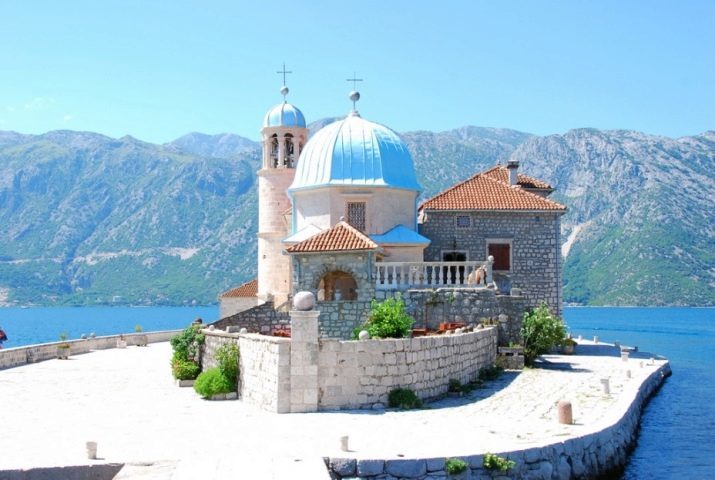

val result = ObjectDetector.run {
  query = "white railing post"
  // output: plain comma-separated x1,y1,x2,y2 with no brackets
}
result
486,255,494,285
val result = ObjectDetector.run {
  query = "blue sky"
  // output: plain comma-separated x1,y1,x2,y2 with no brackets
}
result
1,1,713,143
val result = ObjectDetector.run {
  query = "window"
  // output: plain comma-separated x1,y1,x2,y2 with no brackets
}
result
346,202,366,232
456,215,470,228
488,242,511,271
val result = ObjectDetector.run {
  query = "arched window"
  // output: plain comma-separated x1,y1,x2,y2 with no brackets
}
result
284,134,294,168
317,270,358,301
270,134,279,168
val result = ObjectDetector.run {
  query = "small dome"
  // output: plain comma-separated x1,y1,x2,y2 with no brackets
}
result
263,102,306,128
290,115,420,192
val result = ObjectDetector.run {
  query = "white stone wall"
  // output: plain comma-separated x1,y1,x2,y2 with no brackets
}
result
317,327,498,410
257,167,295,301
202,330,291,413
293,186,418,236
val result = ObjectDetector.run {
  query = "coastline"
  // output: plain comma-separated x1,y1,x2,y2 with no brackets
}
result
0,339,670,479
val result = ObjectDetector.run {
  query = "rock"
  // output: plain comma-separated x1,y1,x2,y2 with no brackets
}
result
293,291,315,311
425,458,445,472
357,459,384,476
330,457,356,477
359,330,370,341
385,459,426,478
557,456,571,480
372,402,385,410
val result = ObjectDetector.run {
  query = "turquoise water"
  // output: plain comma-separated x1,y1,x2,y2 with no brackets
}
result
565,307,715,479
0,305,712,477
0,306,218,347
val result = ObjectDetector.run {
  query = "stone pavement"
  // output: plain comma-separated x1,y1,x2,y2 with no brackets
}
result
0,341,667,478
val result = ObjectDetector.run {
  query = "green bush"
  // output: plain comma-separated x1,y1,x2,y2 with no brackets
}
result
483,453,515,472
520,303,567,365
445,457,468,475
448,379,463,393
194,367,234,398
170,324,205,362
172,356,201,380
358,294,414,339
388,388,422,409
478,365,503,381
215,343,240,390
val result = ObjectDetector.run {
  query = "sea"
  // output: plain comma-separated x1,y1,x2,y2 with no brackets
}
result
0,305,713,479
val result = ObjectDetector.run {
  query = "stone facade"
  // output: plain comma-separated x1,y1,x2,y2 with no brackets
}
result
419,211,563,316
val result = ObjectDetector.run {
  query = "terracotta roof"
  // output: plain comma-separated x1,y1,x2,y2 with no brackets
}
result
419,170,566,212
219,279,258,298
286,222,378,253
482,165,553,190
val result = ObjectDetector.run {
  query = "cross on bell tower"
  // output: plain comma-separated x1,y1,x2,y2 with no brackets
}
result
277,63,293,100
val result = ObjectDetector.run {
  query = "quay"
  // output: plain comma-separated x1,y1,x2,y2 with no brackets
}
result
0,339,669,479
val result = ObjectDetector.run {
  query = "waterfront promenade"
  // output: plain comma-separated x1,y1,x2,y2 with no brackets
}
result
0,341,668,479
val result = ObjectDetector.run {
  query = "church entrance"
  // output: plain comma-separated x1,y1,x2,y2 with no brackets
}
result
442,251,467,284
318,271,358,301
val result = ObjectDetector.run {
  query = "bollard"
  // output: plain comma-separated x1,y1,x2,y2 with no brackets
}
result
625,370,631,379
639,361,644,368
557,400,573,424
86,441,98,460
600,378,610,395
621,351,629,362
650,357,655,365
593,336,599,344
340,435,349,452
577,335,583,342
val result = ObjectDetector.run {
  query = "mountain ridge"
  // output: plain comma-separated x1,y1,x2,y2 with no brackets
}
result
0,123,712,307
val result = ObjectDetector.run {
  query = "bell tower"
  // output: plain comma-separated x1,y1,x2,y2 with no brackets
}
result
257,67,307,305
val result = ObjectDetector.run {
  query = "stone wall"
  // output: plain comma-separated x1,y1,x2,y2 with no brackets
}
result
419,211,562,316
316,300,372,339
317,327,497,410
0,331,180,371
201,330,291,413
210,301,290,334
327,362,672,479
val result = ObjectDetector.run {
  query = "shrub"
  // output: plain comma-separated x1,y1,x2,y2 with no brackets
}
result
521,303,567,365
359,294,414,339
448,379,463,393
445,457,468,475
388,388,422,409
170,325,205,362
483,453,515,472
478,365,503,381
194,367,234,398
172,356,201,380
215,343,240,390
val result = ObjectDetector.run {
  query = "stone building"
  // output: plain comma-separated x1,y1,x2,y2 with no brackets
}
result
217,79,566,338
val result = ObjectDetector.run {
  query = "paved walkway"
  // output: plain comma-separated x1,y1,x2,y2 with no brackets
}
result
0,341,666,478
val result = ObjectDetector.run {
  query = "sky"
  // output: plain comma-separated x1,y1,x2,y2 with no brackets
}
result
1,0,713,143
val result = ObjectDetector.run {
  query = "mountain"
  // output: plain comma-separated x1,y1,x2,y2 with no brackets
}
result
0,125,712,307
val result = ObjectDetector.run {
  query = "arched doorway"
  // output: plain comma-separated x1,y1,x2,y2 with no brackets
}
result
317,270,358,301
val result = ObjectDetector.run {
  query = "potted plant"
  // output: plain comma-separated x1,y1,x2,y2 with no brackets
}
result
57,332,71,359
134,325,148,347
561,337,577,355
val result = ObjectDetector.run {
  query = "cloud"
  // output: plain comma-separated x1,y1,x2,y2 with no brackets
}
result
24,97,56,110
63,114,73,122
5,106,14,112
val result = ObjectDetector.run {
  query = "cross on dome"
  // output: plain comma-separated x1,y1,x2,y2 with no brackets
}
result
346,72,363,115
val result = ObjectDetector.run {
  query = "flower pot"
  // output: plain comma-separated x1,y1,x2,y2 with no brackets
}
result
57,346,71,359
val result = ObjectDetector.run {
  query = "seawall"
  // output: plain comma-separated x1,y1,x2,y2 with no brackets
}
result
327,355,671,479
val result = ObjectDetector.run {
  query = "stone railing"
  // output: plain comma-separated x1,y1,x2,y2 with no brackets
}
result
0,330,180,371
375,257,493,290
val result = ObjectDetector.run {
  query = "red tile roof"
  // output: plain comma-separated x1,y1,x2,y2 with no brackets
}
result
420,169,566,212
481,165,553,190
219,279,258,298
286,221,378,253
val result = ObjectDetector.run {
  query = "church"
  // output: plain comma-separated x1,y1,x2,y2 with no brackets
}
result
217,79,566,340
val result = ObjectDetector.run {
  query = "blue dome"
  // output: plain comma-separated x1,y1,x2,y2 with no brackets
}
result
263,102,306,128
290,114,420,192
